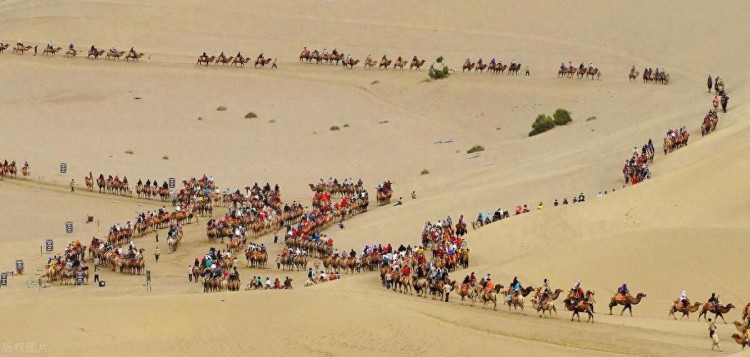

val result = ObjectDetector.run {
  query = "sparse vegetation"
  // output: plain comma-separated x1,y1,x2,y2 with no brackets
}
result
125,150,134,155
552,108,573,126
269,119,276,123
198,117,203,121
216,106,227,111
343,123,350,128
244,111,257,119
428,56,451,80
529,114,555,136
586,116,597,122
420,169,430,175
330,126,340,131
466,145,485,154
162,155,169,160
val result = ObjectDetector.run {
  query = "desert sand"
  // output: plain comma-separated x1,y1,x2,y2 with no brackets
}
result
1,0,749,355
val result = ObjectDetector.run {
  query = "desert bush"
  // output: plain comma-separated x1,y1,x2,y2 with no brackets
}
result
529,114,555,136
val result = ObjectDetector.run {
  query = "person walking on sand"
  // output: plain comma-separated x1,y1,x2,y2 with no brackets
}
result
154,247,160,262
187,265,193,282
94,265,100,283
70,179,75,192
708,318,721,351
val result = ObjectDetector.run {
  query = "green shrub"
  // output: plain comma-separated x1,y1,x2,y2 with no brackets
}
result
420,169,430,175
330,126,340,131
466,145,485,154
125,150,134,155
343,123,350,128
162,155,169,160
529,114,555,136
244,111,257,119
216,106,227,111
552,109,572,125
428,56,451,80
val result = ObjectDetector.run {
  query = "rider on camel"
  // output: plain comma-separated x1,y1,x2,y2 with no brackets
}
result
538,278,551,305
708,292,721,312
617,283,629,297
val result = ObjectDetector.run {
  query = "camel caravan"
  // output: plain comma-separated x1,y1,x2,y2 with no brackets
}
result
197,51,276,68
701,110,719,136
622,139,654,185
462,58,524,75
632,66,670,84
557,61,601,80
299,47,428,71
663,126,689,155
0,160,30,180
45,241,90,285
89,238,146,275
189,249,243,292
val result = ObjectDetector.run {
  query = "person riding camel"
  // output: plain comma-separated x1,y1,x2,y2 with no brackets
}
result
332,49,338,56
679,290,689,309
538,278,551,305
411,55,418,64
469,272,477,285
219,52,225,60
257,53,264,60
708,292,721,312
202,51,207,58
508,276,522,300
617,283,629,297
477,58,483,65
69,43,74,50
47,41,52,50
129,47,136,56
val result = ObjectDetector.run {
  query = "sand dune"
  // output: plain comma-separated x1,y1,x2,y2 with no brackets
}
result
1,0,749,355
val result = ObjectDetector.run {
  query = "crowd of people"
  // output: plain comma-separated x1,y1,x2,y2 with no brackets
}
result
246,276,293,290
198,51,276,68
623,139,654,184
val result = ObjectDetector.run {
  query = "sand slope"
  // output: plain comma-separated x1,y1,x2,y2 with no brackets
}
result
0,0,749,355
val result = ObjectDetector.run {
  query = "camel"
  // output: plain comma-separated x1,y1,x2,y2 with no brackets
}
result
342,58,359,69
507,63,522,75
231,55,248,67
66,48,79,57
563,295,596,323
629,69,640,82
732,334,750,350
414,278,429,298
197,55,215,66
379,59,392,69
480,285,503,311
42,46,63,56
462,61,475,72
21,167,30,180
364,58,377,68
504,286,535,314
106,51,125,60
0,43,9,53
669,300,702,320
743,304,750,322
254,57,272,68
409,59,426,70
13,45,32,54
457,283,477,304
88,49,105,59
699,303,735,324
125,52,144,61
733,321,748,334
474,62,487,73
532,289,563,317
394,59,407,70
586,67,601,80
608,293,647,316
215,56,234,66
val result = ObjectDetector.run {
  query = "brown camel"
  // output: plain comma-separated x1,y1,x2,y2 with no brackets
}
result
197,55,216,66
88,49,105,59
379,59,392,69
409,59,426,70
13,45,32,54
563,291,597,323
699,302,736,324
106,50,125,60
125,52,145,61
669,300,702,320
0,43,9,53
66,48,79,57
254,58,272,68
628,69,640,82
732,334,750,350
42,46,63,55
608,293,647,316
733,321,748,334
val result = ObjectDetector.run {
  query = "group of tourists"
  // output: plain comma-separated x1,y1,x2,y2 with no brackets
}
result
45,240,90,285
708,75,729,113
246,276,293,290
0,159,27,178
623,140,654,184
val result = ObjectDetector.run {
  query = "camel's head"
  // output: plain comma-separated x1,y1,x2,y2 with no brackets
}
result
727,303,737,309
